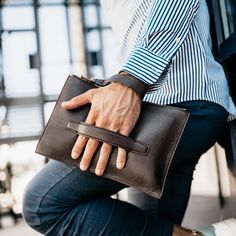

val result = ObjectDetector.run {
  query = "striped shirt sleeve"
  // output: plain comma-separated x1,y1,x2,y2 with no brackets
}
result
120,0,200,85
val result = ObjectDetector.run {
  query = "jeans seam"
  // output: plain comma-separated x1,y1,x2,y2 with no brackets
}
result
35,166,77,228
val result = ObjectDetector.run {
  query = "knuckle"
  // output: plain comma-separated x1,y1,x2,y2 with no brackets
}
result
111,120,121,130
90,107,99,117
79,135,87,142
124,120,133,129
74,139,85,149
70,97,78,104
87,88,96,97
102,144,111,152
87,140,97,149
99,115,109,125
73,143,82,152
86,113,96,124
121,125,132,135
126,120,132,127
86,89,97,101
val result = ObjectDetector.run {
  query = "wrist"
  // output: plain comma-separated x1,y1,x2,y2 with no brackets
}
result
110,81,142,100
108,73,148,99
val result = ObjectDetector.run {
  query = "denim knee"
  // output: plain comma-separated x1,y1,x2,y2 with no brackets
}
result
22,178,42,229
22,162,79,235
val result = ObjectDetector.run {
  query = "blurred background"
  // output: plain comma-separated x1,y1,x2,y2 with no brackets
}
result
0,0,235,235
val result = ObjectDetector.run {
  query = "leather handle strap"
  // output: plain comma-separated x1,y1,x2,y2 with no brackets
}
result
92,74,148,98
67,121,149,155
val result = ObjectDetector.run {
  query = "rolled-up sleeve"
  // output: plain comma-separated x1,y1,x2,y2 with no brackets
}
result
120,0,200,85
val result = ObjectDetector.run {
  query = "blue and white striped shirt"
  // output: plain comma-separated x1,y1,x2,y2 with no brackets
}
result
101,0,236,115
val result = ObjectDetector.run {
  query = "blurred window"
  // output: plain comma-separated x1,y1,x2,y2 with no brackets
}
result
84,5,98,28
1,0,33,6
2,32,40,97
219,0,236,38
39,0,64,3
39,6,70,95
2,6,34,30
0,105,43,139
44,102,56,123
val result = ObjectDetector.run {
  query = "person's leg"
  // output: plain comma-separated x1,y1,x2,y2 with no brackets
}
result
127,171,193,225
23,100,227,236
23,160,173,236
127,101,228,225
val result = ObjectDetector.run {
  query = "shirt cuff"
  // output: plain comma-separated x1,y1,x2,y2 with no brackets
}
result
120,46,170,85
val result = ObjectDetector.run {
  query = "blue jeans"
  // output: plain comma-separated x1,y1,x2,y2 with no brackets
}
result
23,101,228,236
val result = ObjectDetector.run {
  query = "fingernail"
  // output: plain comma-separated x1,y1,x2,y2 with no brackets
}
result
80,164,87,171
117,162,124,169
71,152,79,159
61,102,68,107
95,169,103,176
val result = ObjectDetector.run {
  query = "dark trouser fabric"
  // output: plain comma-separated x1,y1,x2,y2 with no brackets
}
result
23,101,228,236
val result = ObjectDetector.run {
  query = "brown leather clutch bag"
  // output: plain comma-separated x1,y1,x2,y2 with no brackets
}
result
36,75,189,198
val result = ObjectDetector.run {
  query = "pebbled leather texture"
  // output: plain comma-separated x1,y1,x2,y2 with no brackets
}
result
36,75,190,198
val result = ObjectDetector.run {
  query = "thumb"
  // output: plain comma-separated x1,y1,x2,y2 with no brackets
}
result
61,89,95,110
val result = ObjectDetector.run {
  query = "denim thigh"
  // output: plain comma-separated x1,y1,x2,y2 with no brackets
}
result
23,161,172,236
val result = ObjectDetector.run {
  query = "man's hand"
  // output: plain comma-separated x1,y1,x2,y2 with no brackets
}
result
61,82,141,176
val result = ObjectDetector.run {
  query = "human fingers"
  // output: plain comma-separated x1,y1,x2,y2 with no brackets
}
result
61,89,95,110
71,109,97,159
71,135,88,159
80,139,100,171
116,148,127,169
116,127,130,169
95,143,112,176
94,124,129,172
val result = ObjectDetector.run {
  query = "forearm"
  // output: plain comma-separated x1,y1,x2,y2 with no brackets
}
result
120,0,200,86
